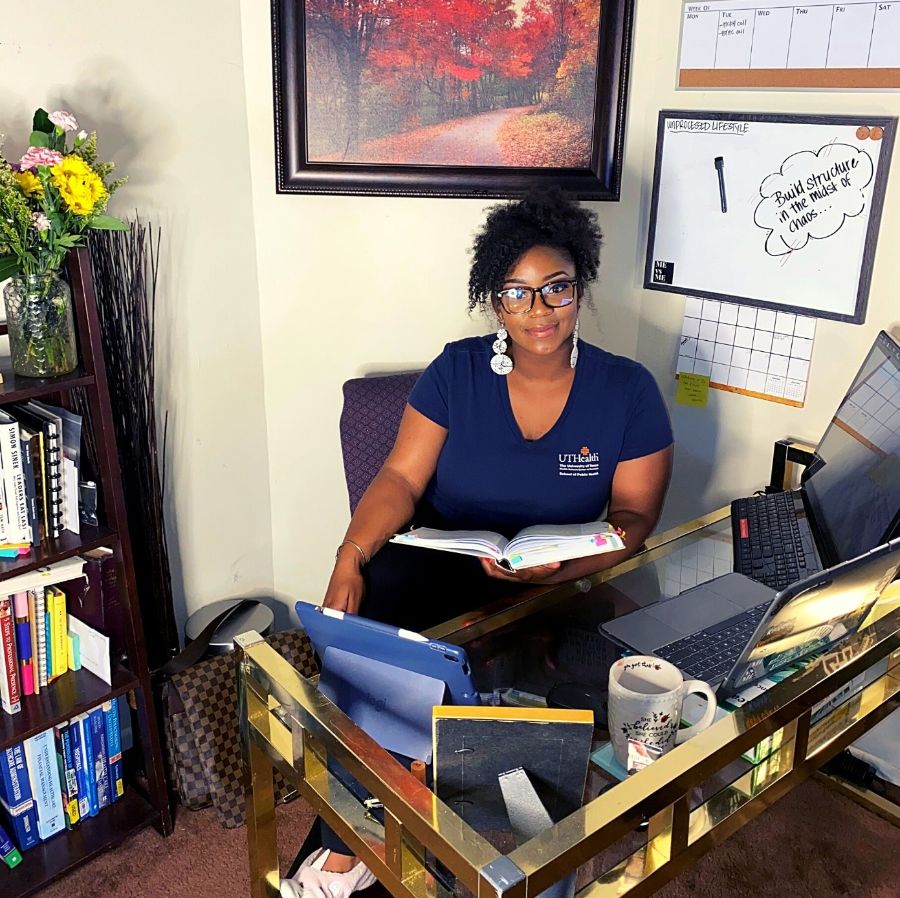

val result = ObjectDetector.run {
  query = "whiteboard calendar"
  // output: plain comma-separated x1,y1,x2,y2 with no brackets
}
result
679,0,900,89
644,111,896,323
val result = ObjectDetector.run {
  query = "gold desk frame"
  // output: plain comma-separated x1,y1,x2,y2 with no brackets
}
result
238,509,900,898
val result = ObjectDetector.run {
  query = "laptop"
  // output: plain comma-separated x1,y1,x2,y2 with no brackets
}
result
602,536,900,699
295,601,479,761
732,330,900,590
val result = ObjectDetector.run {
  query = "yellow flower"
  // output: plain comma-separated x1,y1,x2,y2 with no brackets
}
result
13,170,44,198
50,155,106,216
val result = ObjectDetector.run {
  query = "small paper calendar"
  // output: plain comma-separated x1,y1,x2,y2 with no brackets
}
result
676,297,817,407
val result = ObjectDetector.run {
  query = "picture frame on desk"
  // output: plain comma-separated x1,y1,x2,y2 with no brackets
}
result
271,0,635,199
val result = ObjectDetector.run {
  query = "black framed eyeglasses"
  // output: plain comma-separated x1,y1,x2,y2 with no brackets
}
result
495,279,579,315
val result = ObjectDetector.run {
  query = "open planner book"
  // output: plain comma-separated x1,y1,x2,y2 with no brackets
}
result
390,521,625,571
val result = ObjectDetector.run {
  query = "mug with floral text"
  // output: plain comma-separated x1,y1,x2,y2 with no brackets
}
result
608,655,717,768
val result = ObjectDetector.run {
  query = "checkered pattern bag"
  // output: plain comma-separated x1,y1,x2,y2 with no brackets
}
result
162,624,318,828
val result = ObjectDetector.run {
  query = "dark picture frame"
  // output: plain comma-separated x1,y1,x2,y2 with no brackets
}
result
272,0,635,199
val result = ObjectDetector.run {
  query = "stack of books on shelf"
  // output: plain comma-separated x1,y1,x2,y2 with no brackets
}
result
0,556,114,716
0,700,127,867
0,400,83,557
0,250,170,890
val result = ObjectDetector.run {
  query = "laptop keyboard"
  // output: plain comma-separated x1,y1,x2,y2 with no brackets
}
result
655,601,772,682
731,492,818,590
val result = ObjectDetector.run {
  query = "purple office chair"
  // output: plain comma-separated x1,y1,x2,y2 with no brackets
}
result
339,372,421,512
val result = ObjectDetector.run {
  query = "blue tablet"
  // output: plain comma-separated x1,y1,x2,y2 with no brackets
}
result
295,601,480,706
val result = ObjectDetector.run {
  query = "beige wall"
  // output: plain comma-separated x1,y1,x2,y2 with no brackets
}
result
239,0,900,608
1,1,274,629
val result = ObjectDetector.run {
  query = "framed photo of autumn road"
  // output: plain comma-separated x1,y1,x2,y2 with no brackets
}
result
272,0,635,199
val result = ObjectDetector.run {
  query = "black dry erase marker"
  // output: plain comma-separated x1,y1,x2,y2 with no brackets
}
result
714,156,727,213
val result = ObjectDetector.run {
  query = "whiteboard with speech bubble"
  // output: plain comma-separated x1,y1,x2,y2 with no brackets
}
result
645,111,896,324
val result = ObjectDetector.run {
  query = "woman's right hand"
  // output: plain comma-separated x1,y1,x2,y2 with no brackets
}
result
323,555,366,614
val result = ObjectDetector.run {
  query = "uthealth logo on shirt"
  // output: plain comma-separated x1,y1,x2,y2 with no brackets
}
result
558,445,600,477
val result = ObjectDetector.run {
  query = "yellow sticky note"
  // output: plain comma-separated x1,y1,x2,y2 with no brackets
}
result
676,373,710,407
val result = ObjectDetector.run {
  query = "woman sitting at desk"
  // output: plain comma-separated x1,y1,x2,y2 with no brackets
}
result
325,187,673,630
284,188,673,898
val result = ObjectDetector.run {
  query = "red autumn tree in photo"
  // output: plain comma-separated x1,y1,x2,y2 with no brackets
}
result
301,0,601,166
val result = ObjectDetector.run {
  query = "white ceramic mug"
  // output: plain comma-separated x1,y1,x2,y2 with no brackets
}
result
608,655,717,768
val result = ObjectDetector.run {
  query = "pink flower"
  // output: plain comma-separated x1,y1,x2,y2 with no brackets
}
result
48,110,78,132
19,146,63,170
31,212,51,232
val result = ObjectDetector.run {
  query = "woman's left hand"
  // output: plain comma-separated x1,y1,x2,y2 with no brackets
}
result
479,558,561,583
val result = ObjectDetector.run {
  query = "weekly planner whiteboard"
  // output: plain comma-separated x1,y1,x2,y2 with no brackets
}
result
644,111,896,323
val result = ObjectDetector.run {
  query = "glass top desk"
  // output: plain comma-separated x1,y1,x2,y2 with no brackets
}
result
237,506,900,898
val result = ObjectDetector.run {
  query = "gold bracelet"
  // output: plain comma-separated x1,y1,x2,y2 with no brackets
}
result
336,538,369,566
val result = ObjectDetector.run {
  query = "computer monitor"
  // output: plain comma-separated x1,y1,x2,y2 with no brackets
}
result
804,331,900,564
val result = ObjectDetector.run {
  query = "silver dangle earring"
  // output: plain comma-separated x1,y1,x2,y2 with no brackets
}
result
570,317,580,369
491,324,513,376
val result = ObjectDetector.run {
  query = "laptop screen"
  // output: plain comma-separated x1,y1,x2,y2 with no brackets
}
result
719,537,900,698
804,331,900,563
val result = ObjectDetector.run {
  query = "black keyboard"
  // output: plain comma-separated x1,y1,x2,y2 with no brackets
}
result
655,602,772,682
731,492,816,591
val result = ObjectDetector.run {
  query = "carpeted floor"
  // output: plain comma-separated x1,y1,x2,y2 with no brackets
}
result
38,779,900,898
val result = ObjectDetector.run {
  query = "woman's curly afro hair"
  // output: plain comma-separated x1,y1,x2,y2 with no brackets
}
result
467,186,602,312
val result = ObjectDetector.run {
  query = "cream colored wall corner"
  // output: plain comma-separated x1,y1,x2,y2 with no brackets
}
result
240,0,900,608
1,1,274,631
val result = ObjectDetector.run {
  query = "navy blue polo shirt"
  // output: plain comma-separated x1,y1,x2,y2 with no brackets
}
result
408,336,673,537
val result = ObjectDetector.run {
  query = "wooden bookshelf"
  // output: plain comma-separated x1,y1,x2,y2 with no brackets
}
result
0,666,139,751
3,791,158,898
0,524,116,584
0,368,94,405
1,248,172,897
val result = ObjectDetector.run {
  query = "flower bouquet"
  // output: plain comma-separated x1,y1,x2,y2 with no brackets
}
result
0,108,127,376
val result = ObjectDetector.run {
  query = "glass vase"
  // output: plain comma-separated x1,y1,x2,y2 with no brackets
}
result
3,273,79,378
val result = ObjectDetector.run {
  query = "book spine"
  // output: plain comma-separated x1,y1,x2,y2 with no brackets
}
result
0,423,10,541
34,589,47,689
68,632,80,671
78,714,98,817
46,592,57,680
0,597,21,715
103,700,124,802
0,818,23,868
24,729,65,841
27,591,39,695
45,609,53,682
50,587,67,678
53,724,79,829
117,695,134,752
12,592,33,698
9,431,28,544
19,436,39,546
89,706,111,811
100,554,123,659
68,715,91,820
0,422,28,543
45,430,62,539
0,464,9,543
32,431,48,540
0,744,38,851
